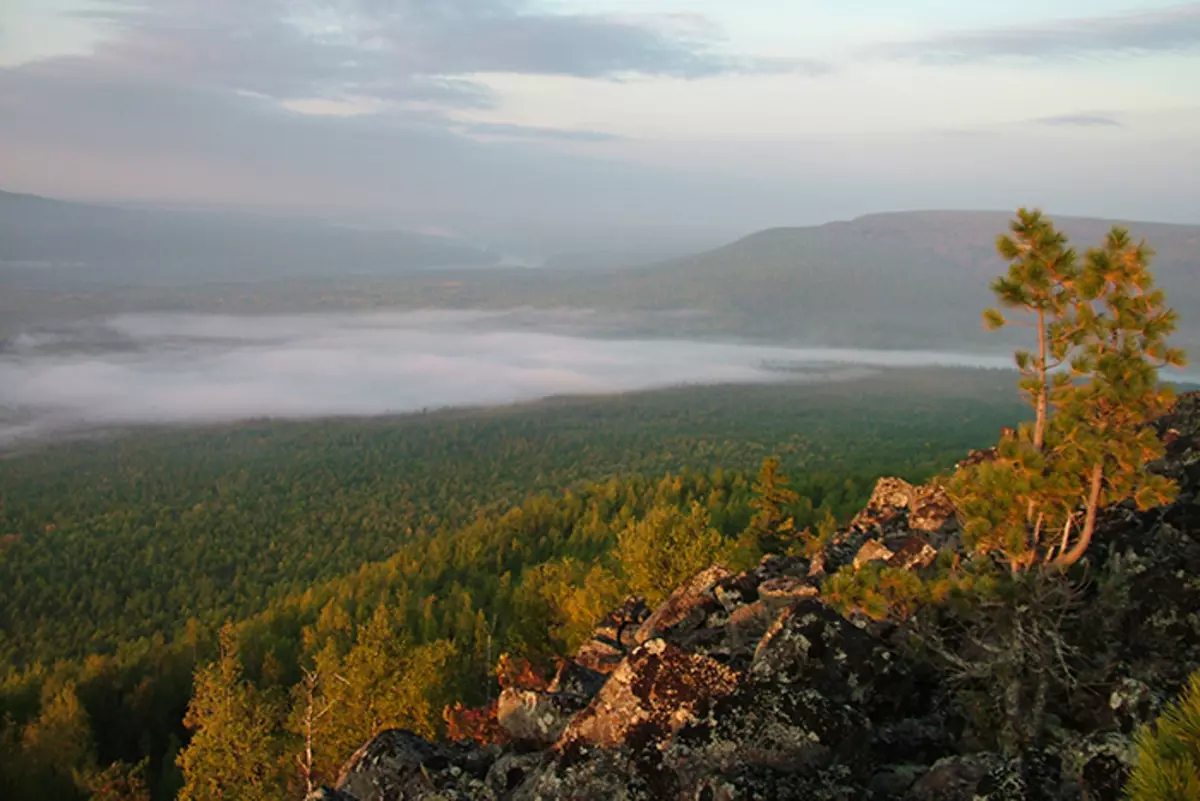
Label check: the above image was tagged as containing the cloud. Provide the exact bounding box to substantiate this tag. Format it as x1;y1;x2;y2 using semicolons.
868;3;1200;64
53;0;816;112
460;121;622;142
1032;113;1122;128
0;309;1014;445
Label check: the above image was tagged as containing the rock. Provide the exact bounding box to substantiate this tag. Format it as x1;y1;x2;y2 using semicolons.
687;763;860;801
974;750;1063;801
664;682;869;786
887;535;938;571
1062;732;1135;801
484;751;547;797
756;576;819;612
750;599;902;711
559;638;740;751
511;747;658;801
574;596;650;674
497;688;581;745
909;484;957;534
867;477;917;510
332;729;495;801
853;538;895;569
635;565;730;644
546;659;606;700
907;754;1000;801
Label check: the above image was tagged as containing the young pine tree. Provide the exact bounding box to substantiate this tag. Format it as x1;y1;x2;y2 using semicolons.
984;208;1081;450
953;216;1186;571
176;624;284;801
1044;227;1187;567
742;456;800;555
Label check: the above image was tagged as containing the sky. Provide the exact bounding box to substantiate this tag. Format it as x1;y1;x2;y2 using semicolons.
1;1;1198;238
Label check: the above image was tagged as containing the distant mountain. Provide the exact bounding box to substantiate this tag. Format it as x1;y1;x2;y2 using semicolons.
570;210;1200;352
0;189;499;285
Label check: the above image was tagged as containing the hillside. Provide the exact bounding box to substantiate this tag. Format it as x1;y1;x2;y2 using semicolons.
573;211;1200;351
310;393;1200;801
0;190;498;286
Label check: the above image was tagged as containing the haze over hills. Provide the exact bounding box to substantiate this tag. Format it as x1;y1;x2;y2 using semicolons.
0;189;500;286
2;189;1197;355
572;210;1200;350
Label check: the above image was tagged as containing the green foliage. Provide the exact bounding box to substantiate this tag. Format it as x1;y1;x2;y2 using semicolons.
821;563;927;621
987;207;1082;449
304;605;457;785
953;215;1187;571
616;501;732;606
1127;671;1200;800
176;625;283;801
0;371;1025;798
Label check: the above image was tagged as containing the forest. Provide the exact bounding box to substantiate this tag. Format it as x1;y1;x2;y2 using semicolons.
0;367;1028;799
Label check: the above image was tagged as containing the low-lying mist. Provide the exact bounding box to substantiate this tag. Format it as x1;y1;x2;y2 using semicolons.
0;309;1023;446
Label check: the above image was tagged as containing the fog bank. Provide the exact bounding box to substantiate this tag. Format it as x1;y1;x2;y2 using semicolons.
1;309;1021;446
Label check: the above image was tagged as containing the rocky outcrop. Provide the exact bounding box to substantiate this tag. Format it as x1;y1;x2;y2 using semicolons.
312;393;1200;801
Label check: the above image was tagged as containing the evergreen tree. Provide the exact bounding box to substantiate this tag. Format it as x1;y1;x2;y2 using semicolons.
18;681;96;801
1046;227;1186;567
176;624;284;801
984;208;1081;450
308;605;457;783
615;502;730;605
743;457;800;555
953;218;1186;571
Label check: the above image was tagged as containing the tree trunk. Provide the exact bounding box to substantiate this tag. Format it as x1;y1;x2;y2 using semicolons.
1035;308;1047;450
1055;463;1104;568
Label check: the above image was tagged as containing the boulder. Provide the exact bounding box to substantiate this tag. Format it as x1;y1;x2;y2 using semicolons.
907;754;1000;801
330;729;495;801
496;688;581;746
574;596;650;674
559;638;740;751
750;599;902;710
756;576;820;612
635;565;730;644
853;538;895;569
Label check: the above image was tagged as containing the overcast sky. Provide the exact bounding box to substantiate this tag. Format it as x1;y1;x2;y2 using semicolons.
1;1;1198;236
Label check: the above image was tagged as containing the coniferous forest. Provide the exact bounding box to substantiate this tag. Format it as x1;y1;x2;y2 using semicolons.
0;368;1028;798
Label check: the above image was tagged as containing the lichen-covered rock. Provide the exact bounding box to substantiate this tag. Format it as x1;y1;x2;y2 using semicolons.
496;688;581;745
974;750;1063;801
909;483;956;534
546;659;607;700
664;682;869;788
756;576;819;611
635;565;730;644
907;754;1001;801
1062;732;1135;801
853;538;896;569
510;746;658;801
574;596;650;674
887;535;938;571
688;763;861;801
331;729;496;801
750;599;902;711
559;638;740;751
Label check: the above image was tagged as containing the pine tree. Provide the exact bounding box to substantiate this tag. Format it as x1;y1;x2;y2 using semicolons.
953;217;1186;571
984;208;1081;450
176;623;284;801
743;457;800;555
1126;669;1200;799
1044;227;1186;567
308;605;457;782
18;681;96;801
615;502;730;605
